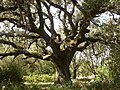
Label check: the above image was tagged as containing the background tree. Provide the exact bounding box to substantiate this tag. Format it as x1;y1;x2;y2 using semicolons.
0;0;120;84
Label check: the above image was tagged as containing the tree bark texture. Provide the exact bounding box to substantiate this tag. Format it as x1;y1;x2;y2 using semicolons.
54;60;71;84
52;50;75;84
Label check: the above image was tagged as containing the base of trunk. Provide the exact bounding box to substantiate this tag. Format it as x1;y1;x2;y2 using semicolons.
54;71;72;85
54;62;72;84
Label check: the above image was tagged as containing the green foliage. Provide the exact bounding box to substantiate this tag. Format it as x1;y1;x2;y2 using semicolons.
23;74;55;83
87;81;116;90
83;0;109;9
95;62;112;82
40;61;55;75
0;61;24;83
109;46;120;84
20;59;55;76
77;60;93;77
96;19;120;85
0;83;26;90
0;0;119;87
0;82;82;90
48;83;82;90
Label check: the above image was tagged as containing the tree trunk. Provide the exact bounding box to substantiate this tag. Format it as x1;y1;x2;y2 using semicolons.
51;44;76;84
53;58;72;84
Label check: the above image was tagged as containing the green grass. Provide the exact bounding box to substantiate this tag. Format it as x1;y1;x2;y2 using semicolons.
0;82;82;90
1;74;120;90
0;81;120;90
23;74;55;83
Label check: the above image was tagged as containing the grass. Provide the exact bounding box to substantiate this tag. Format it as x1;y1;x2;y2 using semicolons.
0;77;120;90
1;81;120;90
0;82;82;90
24;82;83;90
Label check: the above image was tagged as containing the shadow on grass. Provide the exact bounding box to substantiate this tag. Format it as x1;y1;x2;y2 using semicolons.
0;82;82;90
1;81;120;90
86;81;120;90
24;82;82;90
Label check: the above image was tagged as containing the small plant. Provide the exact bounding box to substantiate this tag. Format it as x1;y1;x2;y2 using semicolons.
0;83;26;90
23;74;55;83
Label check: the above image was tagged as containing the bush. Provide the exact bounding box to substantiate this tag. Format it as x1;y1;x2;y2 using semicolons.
0;61;24;83
40;61;55;75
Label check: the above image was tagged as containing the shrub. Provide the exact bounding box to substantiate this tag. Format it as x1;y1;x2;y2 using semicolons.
0;61;24;83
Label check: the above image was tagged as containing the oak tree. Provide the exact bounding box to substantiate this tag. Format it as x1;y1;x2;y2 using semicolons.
0;0;120;84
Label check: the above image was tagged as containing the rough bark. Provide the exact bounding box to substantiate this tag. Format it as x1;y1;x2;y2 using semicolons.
55;62;71;84
52;49;75;84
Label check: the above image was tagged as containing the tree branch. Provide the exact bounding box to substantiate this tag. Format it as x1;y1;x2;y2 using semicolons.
0;32;41;39
0;49;44;60
77;41;90;51
46;0;76;38
0;18;24;27
0;5;17;13
42;1;57;35
0;39;23;49
26;2;38;33
76;37;102;48
71;0;86;15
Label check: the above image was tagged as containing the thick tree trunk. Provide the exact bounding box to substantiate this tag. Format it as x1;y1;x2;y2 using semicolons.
55;62;71;84
53;55;72;84
50;44;76;84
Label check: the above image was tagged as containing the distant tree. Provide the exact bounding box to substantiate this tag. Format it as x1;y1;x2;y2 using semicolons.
101;21;120;84
0;0;120;84
70;52;81;79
